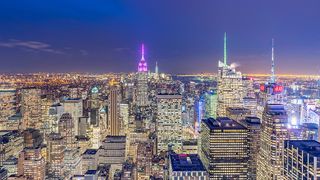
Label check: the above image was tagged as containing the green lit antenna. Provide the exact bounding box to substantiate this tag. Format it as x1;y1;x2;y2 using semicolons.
224;32;227;65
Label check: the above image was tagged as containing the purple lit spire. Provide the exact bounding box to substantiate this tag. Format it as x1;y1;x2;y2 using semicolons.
138;43;148;72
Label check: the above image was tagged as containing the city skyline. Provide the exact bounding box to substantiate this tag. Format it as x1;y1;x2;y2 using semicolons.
1;1;320;74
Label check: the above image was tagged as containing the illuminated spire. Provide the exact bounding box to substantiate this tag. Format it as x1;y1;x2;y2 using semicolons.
271;38;275;83
141;43;145;60
224;32;227;65
138;43;148;72
155;61;158;74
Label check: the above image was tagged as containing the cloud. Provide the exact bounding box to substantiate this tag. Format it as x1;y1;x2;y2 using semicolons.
0;39;64;54
80;49;88;56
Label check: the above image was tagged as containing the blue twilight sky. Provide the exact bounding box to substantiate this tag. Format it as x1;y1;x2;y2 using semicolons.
0;0;320;74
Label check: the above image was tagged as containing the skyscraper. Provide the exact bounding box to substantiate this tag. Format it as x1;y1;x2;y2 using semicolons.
136;43;149;107
156;94;182;154
217;33;244;117
18;129;45;180
108;79;121;136
204;89;217;119
200;117;248;179
257;104;289;179
283;140;320;179
62;98;83;136
21;88;42;130
239;116;261;180
58;113;75;149
47;133;65;178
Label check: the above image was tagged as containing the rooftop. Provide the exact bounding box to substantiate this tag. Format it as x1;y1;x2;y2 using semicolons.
83;149;98;155
170;154;206;172
244;116;261;124
285;140;320;157
202;117;247;130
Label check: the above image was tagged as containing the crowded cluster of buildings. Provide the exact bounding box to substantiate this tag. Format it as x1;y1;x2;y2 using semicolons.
0;36;320;179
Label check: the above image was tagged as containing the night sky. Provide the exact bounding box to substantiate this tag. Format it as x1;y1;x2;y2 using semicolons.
0;0;320;74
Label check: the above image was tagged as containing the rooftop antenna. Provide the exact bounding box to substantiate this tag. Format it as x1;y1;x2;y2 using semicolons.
271;38;275;83
224;32;227;66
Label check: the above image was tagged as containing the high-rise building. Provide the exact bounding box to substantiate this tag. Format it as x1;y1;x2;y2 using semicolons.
81;149;98;174
226;107;251;122
136;142;153;179
204;89;218;119
62;98;83;136
217;33;244;117
257;104;289;179
58;113;75;149
47;133;65;178
108;79;121;136
98;136;126;166
136;43;149;107
283;140;320;179
21;88;42;130
48;103;64;133
156;94;182;154
119;103;129;135
18;129;45;180
0;88;16;123
239;116;261;180
200;117;248;179
0;131;23;166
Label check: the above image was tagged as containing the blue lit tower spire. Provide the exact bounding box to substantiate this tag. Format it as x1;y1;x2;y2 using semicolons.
224;32;227;66
155;61;159;74
271;39;275;83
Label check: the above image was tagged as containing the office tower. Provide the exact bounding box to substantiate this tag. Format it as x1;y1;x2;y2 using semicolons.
108;79;121;136
78;117;88;136
89;108;100;126
48;103;64;133
217;33;244;117
81;149;98;174
21;88;42;129
62;98;83;136
98;136;126;165
119;103;129;135
204;89;217;119
257;104;289;179
200;117;248;179
283;140;320;179
226;107;251;122
243;97;258;116
136;43;149;107
156;94;182;154
58;113;75;149
239;116;261;180
195;96;205;133
0;88;16;123
0;131;23;166
18;129;45;180
242;77;255;98
136;142;153;179
47;133;65;178
169;154;208;179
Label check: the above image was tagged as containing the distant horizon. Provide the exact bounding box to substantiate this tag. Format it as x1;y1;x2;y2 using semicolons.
1;1;320;74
